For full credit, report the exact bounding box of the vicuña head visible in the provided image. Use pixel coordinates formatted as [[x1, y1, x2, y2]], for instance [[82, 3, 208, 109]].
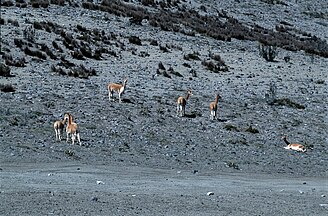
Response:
[[64, 112, 81, 145], [281, 135, 306, 152], [209, 93, 221, 120], [108, 78, 128, 103], [176, 89, 193, 117]]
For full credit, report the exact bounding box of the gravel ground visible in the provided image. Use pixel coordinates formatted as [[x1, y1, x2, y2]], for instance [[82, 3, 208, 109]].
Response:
[[0, 0, 327, 215]]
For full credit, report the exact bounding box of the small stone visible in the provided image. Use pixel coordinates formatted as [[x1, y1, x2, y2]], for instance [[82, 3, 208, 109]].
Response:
[[207, 192, 214, 196], [96, 180, 105, 185], [91, 197, 98, 202], [48, 173, 54, 176], [299, 190, 304, 194], [321, 194, 326, 198]]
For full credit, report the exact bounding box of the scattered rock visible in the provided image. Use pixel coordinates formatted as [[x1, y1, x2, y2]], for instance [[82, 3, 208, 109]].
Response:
[[207, 192, 214, 196], [91, 197, 98, 202], [96, 180, 105, 185]]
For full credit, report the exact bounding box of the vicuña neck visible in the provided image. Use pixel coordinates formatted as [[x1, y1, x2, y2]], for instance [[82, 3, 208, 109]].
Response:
[[215, 95, 219, 104], [283, 137, 290, 145], [186, 93, 191, 100]]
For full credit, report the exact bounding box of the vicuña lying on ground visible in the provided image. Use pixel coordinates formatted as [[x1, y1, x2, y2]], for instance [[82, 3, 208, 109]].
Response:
[[108, 79, 128, 103], [177, 89, 193, 117], [209, 93, 221, 120], [53, 117, 66, 141], [64, 113, 81, 145], [282, 135, 306, 152]]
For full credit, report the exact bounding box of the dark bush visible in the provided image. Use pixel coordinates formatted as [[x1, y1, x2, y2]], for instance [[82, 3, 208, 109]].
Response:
[[16, 0, 27, 8], [0, 63, 13, 77], [23, 26, 36, 42], [0, 84, 15, 92], [69, 64, 97, 79], [82, 2, 98, 10], [202, 59, 228, 73], [168, 66, 183, 77], [40, 43, 57, 60], [159, 45, 169, 53], [76, 24, 88, 32], [50, 0, 65, 6], [24, 47, 47, 60], [4, 54, 26, 67], [33, 21, 43, 30], [51, 64, 67, 76], [14, 38, 27, 48], [52, 41, 63, 52], [158, 62, 166, 70], [1, 0, 14, 7], [149, 39, 158, 46], [258, 42, 278, 62], [245, 126, 259, 134], [7, 19, 19, 27], [80, 46, 93, 58], [30, 0, 49, 8], [141, 0, 155, 6], [184, 52, 201, 61], [269, 98, 305, 109], [59, 56, 76, 68], [72, 49, 85, 60], [128, 36, 142, 45], [0, 18, 5, 25], [129, 16, 143, 25]]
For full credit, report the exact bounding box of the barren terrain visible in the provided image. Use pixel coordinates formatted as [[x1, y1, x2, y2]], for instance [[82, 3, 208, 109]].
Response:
[[0, 0, 327, 215]]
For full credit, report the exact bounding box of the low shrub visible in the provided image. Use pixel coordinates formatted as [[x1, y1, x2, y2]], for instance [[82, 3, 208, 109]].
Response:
[[258, 42, 278, 62], [0, 63, 13, 77], [0, 84, 15, 92], [128, 36, 142, 45], [23, 26, 36, 42]]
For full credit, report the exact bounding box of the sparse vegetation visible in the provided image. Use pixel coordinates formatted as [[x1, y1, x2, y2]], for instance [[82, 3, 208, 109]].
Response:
[[24, 47, 47, 60], [30, 0, 50, 8], [68, 64, 97, 79], [0, 63, 13, 77], [23, 25, 36, 42], [258, 43, 278, 62], [269, 98, 305, 109], [1, 0, 14, 7], [184, 52, 201, 61], [224, 124, 239, 132], [0, 84, 15, 92], [3, 54, 26, 67], [64, 149, 75, 157], [245, 126, 259, 134], [7, 18, 19, 27], [225, 161, 240, 170], [128, 36, 142, 45]]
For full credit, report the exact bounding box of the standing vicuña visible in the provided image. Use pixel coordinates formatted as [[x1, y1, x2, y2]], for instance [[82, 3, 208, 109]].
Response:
[[53, 117, 67, 141], [210, 94, 221, 120], [282, 136, 306, 152], [176, 90, 193, 117], [64, 113, 81, 145], [108, 79, 128, 103]]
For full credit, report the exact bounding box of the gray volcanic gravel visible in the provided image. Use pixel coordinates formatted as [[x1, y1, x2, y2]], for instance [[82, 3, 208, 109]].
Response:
[[0, 0, 327, 215]]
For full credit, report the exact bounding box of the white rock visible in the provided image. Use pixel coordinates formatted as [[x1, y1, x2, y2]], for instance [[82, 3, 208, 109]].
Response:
[[207, 192, 214, 196], [96, 180, 105, 185]]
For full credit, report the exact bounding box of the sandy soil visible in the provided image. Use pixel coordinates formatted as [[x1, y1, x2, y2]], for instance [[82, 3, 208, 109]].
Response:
[[0, 0, 327, 215]]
